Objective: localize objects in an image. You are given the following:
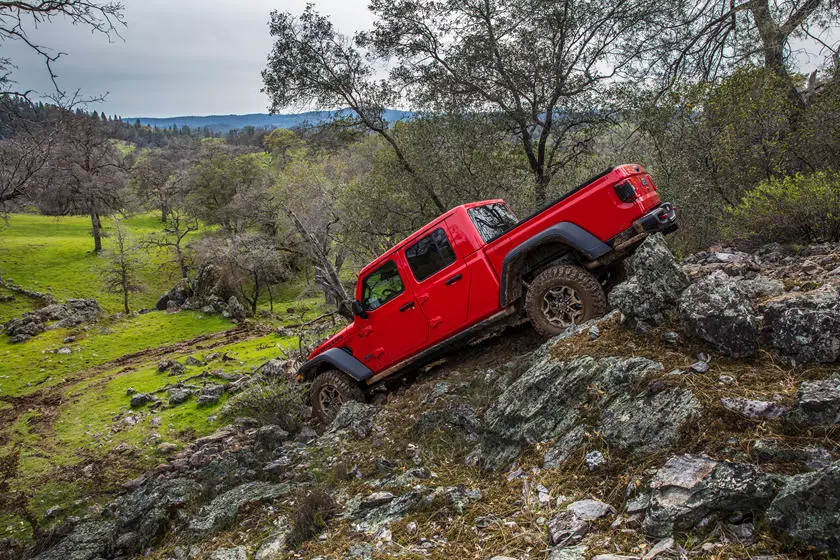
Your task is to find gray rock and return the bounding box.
[661,331,680,345]
[197,384,225,407]
[156,280,192,311]
[585,450,606,472]
[187,482,290,538]
[158,360,186,375]
[548,546,588,560]
[259,358,288,378]
[360,491,395,509]
[156,442,178,454]
[721,397,788,420]
[226,296,246,322]
[328,401,378,439]
[689,361,709,374]
[766,460,840,555]
[255,425,290,450]
[593,555,640,560]
[679,274,760,357]
[735,276,785,299]
[599,387,702,452]
[643,454,776,537]
[785,376,840,426]
[5,298,102,340]
[184,355,203,367]
[130,393,152,408]
[208,546,248,560]
[761,285,840,364]
[414,403,481,440]
[543,425,586,468]
[548,499,615,545]
[609,234,690,326]
[424,381,453,404]
[750,439,833,469]
[168,387,192,405]
[642,537,674,559]
[255,519,289,560]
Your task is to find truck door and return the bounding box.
[353,258,428,371]
[403,225,471,344]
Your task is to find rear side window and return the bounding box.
[469,203,518,242]
[361,260,404,311]
[405,227,457,281]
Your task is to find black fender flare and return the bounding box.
[297,348,373,383]
[499,223,611,307]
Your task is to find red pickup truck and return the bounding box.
[298,164,677,421]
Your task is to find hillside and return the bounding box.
[5,235,839,560]
[130,109,416,134]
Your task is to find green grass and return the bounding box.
[0,310,232,397]
[0,213,193,314]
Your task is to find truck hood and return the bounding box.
[307,322,356,361]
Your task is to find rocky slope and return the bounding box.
[25,236,840,560]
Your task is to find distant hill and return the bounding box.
[128,109,414,134]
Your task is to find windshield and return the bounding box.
[468,203,519,243]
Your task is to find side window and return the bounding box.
[405,227,457,282]
[468,203,518,243]
[361,260,404,311]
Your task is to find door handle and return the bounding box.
[399,301,415,312]
[445,274,463,286]
[359,325,373,337]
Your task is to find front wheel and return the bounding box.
[310,370,364,424]
[525,264,607,337]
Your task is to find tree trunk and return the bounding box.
[122,277,130,314]
[534,172,550,209]
[175,245,188,279]
[268,285,274,313]
[90,207,103,252]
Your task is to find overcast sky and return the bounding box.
[7,0,373,117]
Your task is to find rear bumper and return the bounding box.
[634,202,678,234]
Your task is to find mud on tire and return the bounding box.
[525,264,607,337]
[310,370,365,424]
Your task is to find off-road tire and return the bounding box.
[525,264,607,337]
[310,370,365,424]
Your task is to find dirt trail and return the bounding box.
[0,324,270,435]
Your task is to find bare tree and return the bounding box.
[40,113,125,251]
[0,1,125,98]
[141,206,199,279]
[653,0,840,88]
[101,218,143,314]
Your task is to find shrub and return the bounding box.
[220,378,307,433]
[286,488,337,549]
[726,171,840,247]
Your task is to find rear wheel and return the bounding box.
[310,370,364,424]
[525,264,607,337]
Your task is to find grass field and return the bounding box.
[0,211,340,543]
[0,213,190,315]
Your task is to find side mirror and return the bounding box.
[352,300,369,319]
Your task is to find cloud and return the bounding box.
[7,0,373,117]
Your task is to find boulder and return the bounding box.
[197,384,225,407]
[761,285,840,364]
[543,425,586,468]
[548,499,616,546]
[679,274,760,358]
[721,397,789,420]
[130,393,152,408]
[785,376,840,426]
[158,360,185,375]
[5,298,102,341]
[168,387,192,405]
[734,276,785,299]
[208,546,248,560]
[156,279,192,311]
[187,482,290,539]
[766,460,840,555]
[643,454,776,537]
[226,296,246,322]
[414,403,481,441]
[608,234,690,326]
[599,387,702,452]
[328,401,379,439]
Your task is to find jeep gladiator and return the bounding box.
[298,164,678,421]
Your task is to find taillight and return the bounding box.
[614,181,637,202]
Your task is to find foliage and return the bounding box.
[220,377,307,433]
[286,487,338,549]
[100,219,145,313]
[727,171,840,246]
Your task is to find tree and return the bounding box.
[40,113,125,252]
[101,219,144,314]
[654,0,839,89]
[264,127,304,168]
[128,144,195,222]
[197,232,291,316]
[262,5,447,212]
[141,206,199,279]
[362,0,664,207]
[0,1,125,98]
